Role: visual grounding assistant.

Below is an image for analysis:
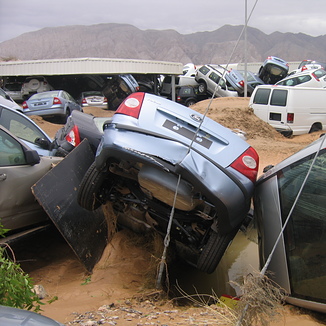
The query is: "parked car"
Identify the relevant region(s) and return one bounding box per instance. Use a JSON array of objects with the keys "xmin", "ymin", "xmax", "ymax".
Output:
[
  {"xmin": 53, "ymin": 110, "xmax": 111, "ymax": 156},
  {"xmin": 102, "ymin": 74, "xmax": 139, "ymax": 110},
  {"xmin": 0, "ymin": 125, "xmax": 62, "ymax": 235},
  {"xmin": 0, "ymin": 305, "xmax": 64, "ymax": 325},
  {"xmin": 237, "ymin": 70, "xmax": 265, "ymax": 96},
  {"xmin": 21, "ymin": 76, "xmax": 54, "ymax": 100},
  {"xmin": 22, "ymin": 90, "xmax": 83, "ymax": 123},
  {"xmin": 77, "ymin": 92, "xmax": 259, "ymax": 274},
  {"xmin": 254, "ymin": 134, "xmax": 326, "ymax": 313},
  {"xmin": 258, "ymin": 56, "xmax": 289, "ymax": 84},
  {"xmin": 298, "ymin": 59, "xmax": 326, "ymax": 70},
  {"xmin": 0, "ymin": 104, "xmax": 55, "ymax": 156},
  {"xmin": 3, "ymin": 82, "xmax": 24, "ymax": 102},
  {"xmin": 77, "ymin": 91, "xmax": 108, "ymax": 108},
  {"xmin": 176, "ymin": 85, "xmax": 209, "ymax": 107},
  {"xmin": 195, "ymin": 65, "xmax": 239, "ymax": 98},
  {"xmin": 276, "ymin": 68, "xmax": 326, "ymax": 88},
  {"xmin": 0, "ymin": 88, "xmax": 22, "ymax": 111}
]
